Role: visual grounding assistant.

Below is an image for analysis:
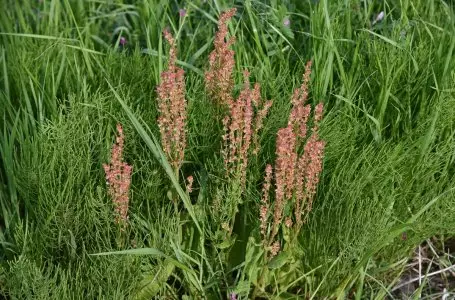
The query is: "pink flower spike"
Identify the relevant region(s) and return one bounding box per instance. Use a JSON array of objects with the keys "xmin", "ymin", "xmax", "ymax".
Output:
[
  {"xmin": 283, "ymin": 17, "xmax": 290, "ymax": 27},
  {"xmin": 119, "ymin": 36, "xmax": 127, "ymax": 46},
  {"xmin": 205, "ymin": 8, "xmax": 237, "ymax": 106},
  {"xmin": 157, "ymin": 31, "xmax": 187, "ymax": 172},
  {"xmin": 179, "ymin": 8, "xmax": 186, "ymax": 18},
  {"xmin": 103, "ymin": 124, "xmax": 133, "ymax": 229}
]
